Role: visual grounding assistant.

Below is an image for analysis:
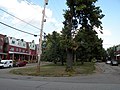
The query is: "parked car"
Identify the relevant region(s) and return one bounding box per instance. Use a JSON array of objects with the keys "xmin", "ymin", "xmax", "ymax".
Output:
[
  {"xmin": 111, "ymin": 60, "xmax": 118, "ymax": 66},
  {"xmin": 106, "ymin": 60, "xmax": 111, "ymax": 64},
  {"xmin": 13, "ymin": 61, "xmax": 27, "ymax": 67},
  {"xmin": 0, "ymin": 60, "xmax": 13, "ymax": 68}
]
